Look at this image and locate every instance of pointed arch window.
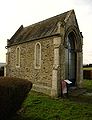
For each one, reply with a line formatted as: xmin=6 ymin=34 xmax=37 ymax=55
xmin=34 ymin=42 xmax=41 ymax=69
xmin=16 ymin=46 xmax=20 ymax=67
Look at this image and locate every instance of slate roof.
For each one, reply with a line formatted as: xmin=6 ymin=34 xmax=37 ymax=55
xmin=7 ymin=10 xmax=74 ymax=47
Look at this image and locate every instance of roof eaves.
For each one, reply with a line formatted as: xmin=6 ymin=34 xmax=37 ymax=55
xmin=6 ymin=33 xmax=61 ymax=48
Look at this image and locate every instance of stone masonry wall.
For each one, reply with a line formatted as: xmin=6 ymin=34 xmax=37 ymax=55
xmin=6 ymin=37 xmax=54 ymax=95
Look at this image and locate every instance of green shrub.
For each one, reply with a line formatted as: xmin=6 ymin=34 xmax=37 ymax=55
xmin=0 ymin=77 xmax=32 ymax=120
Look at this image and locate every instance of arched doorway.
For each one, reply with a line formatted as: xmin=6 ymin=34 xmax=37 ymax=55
xmin=65 ymin=31 xmax=76 ymax=86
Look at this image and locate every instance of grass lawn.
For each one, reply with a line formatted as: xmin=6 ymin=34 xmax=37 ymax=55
xmin=11 ymin=89 xmax=92 ymax=120
xmin=82 ymin=79 xmax=92 ymax=92
xmin=83 ymin=67 xmax=92 ymax=70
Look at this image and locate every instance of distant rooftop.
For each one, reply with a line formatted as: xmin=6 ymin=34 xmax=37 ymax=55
xmin=0 ymin=63 xmax=6 ymax=68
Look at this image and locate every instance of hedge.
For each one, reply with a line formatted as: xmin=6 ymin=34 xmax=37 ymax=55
xmin=83 ymin=70 xmax=92 ymax=80
xmin=0 ymin=77 xmax=32 ymax=120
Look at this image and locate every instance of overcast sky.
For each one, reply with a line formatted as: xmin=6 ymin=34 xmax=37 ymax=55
xmin=0 ymin=0 xmax=92 ymax=64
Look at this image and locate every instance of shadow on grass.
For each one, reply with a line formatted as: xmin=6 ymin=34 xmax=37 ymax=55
xmin=68 ymin=95 xmax=92 ymax=104
xmin=10 ymin=114 xmax=45 ymax=120
xmin=68 ymin=87 xmax=92 ymax=104
xmin=11 ymin=114 xmax=62 ymax=120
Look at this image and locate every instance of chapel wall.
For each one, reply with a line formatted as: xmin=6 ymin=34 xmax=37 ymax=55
xmin=6 ymin=37 xmax=55 ymax=94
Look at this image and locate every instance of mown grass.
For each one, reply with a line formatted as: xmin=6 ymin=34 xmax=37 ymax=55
xmin=11 ymin=89 xmax=92 ymax=120
xmin=83 ymin=67 xmax=92 ymax=70
xmin=10 ymin=79 xmax=92 ymax=120
xmin=82 ymin=79 xmax=92 ymax=92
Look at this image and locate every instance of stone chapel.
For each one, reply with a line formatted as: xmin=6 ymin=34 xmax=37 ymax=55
xmin=6 ymin=10 xmax=83 ymax=97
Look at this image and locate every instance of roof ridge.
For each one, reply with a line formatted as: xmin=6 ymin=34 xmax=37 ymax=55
xmin=7 ymin=9 xmax=75 ymax=47
xmin=24 ymin=9 xmax=74 ymax=29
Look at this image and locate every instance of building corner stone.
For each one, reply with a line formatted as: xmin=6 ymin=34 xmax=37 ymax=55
xmin=51 ymin=37 xmax=61 ymax=97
